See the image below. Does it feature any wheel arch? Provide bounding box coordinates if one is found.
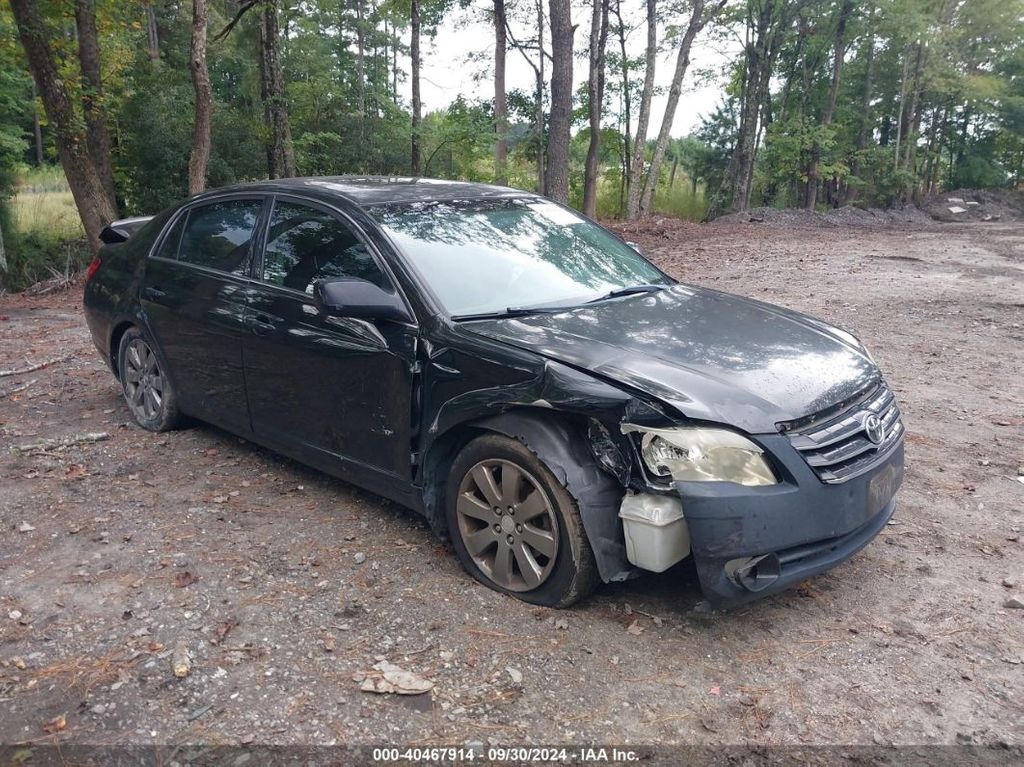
[421,406,632,583]
[108,319,138,376]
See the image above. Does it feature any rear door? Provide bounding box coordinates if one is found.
[242,196,418,487]
[141,196,266,433]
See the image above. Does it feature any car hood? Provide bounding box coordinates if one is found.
[461,284,880,433]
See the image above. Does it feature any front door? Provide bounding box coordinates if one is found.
[141,196,266,434]
[241,197,417,487]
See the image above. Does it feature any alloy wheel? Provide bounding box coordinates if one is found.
[455,459,560,592]
[123,338,165,422]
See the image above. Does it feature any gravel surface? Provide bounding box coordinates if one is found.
[1,220,1022,749]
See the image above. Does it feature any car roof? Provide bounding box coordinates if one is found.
[194,176,533,208]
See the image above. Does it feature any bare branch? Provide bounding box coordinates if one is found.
[212,0,261,43]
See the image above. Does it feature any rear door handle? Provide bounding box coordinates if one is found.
[143,286,166,300]
[248,312,276,336]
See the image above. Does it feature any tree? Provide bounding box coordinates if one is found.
[9,0,117,252]
[804,0,853,209]
[638,0,722,217]
[188,0,213,194]
[260,0,295,178]
[494,0,508,184]
[724,0,794,213]
[545,0,573,202]
[625,0,657,218]
[74,0,117,212]
[582,0,609,216]
[411,0,422,174]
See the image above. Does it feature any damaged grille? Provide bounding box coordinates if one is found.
[785,383,904,484]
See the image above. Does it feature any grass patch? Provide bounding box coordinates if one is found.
[2,165,88,293]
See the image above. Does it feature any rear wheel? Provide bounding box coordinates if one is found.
[446,434,599,607]
[117,328,182,432]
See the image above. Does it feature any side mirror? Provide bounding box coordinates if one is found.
[313,277,413,324]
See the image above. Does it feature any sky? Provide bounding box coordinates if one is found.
[417,2,740,139]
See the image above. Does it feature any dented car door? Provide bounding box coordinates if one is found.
[242,195,417,486]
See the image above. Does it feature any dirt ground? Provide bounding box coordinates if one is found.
[0,219,1022,752]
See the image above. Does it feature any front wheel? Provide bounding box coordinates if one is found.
[446,434,599,608]
[117,327,182,432]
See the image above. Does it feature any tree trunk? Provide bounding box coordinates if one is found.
[144,1,160,60]
[893,47,910,173]
[844,7,874,204]
[613,0,631,216]
[494,0,508,184]
[805,0,852,210]
[583,0,609,216]
[410,0,422,175]
[725,0,789,214]
[545,0,573,203]
[31,80,44,165]
[625,0,657,218]
[10,0,117,254]
[639,0,710,216]
[535,0,545,192]
[260,0,295,179]
[355,0,367,117]
[188,0,213,195]
[74,0,117,213]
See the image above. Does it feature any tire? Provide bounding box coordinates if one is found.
[117,327,182,432]
[446,433,599,608]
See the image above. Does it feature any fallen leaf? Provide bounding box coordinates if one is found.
[626,620,644,636]
[211,618,238,645]
[174,571,198,588]
[709,685,721,695]
[17,521,36,533]
[42,715,66,734]
[355,661,433,695]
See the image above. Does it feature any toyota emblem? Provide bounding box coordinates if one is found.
[864,414,885,445]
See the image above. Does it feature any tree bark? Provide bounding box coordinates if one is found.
[613,0,631,215]
[583,0,609,216]
[31,80,44,165]
[545,0,572,202]
[410,0,422,175]
[260,0,295,179]
[805,0,852,210]
[10,0,117,254]
[639,0,712,217]
[74,0,117,213]
[494,0,508,184]
[144,1,160,60]
[188,0,213,195]
[536,0,545,192]
[625,0,657,218]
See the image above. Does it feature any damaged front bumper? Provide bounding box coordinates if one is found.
[671,433,904,607]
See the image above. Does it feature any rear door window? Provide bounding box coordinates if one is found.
[261,200,388,294]
[177,199,263,275]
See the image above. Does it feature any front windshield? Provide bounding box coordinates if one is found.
[369,197,672,317]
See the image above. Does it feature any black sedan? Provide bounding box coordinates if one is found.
[83,177,904,608]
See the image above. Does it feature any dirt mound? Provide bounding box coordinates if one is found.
[921,188,1024,223]
[604,216,703,244]
[711,204,936,229]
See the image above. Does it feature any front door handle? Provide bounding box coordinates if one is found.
[143,286,166,300]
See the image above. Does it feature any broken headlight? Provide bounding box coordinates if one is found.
[624,426,777,486]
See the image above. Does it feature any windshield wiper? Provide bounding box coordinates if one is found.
[585,283,670,304]
[451,305,570,322]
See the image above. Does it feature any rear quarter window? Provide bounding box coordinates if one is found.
[155,214,186,261]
